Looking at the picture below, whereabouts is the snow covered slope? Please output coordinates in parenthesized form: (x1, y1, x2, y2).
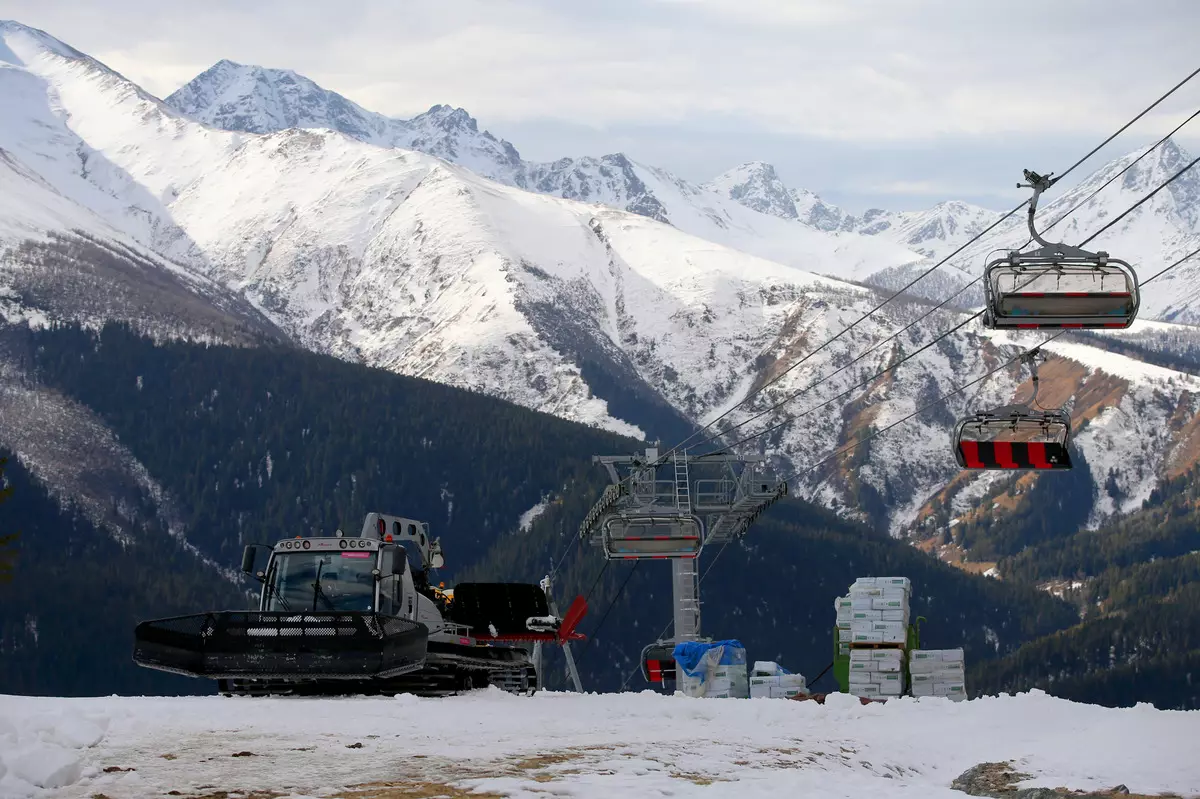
(166, 59, 524, 183)
(164, 58, 926, 286)
(4, 19, 1200, 540)
(951, 139, 1200, 324)
(707, 162, 1002, 264)
(2, 689, 1198, 798)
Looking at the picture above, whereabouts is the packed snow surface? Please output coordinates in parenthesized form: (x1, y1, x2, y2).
(1, 689, 1197, 798)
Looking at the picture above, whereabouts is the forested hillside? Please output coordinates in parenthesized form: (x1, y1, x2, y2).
(0, 323, 1077, 696)
(969, 463, 1200, 709)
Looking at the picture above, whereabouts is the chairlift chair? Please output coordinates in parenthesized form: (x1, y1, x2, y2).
(601, 515, 703, 560)
(640, 640, 678, 686)
(952, 348, 1074, 471)
(982, 170, 1140, 330)
(953, 405, 1073, 470)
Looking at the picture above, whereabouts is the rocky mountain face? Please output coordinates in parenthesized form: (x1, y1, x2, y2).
(1, 18, 1199, 556)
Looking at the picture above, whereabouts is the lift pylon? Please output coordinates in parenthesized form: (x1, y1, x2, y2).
(578, 446, 786, 688)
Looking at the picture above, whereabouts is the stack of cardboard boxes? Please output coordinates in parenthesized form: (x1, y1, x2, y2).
(834, 577, 911, 645)
(749, 661, 807, 699)
(835, 577, 912, 699)
(909, 649, 967, 701)
(846, 648, 905, 697)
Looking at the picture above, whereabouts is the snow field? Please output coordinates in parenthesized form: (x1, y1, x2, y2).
(1, 688, 1197, 799)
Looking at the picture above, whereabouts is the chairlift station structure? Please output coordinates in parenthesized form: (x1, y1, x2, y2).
(579, 447, 786, 663)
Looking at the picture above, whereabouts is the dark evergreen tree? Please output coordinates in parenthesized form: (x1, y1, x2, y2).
(0, 456, 16, 584)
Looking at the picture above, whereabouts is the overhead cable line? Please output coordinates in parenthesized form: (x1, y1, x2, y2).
(709, 153, 1200, 455)
(553, 67, 1200, 586)
(629, 64, 1200, 470)
(613, 207, 1200, 694)
(783, 243, 1200, 487)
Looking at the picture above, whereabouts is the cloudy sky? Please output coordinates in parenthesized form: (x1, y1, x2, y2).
(3, 0, 1199, 212)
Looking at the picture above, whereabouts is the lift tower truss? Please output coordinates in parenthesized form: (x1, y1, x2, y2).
(578, 448, 787, 648)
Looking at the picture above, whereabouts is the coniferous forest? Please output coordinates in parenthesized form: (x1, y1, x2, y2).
(0, 322, 1195, 708)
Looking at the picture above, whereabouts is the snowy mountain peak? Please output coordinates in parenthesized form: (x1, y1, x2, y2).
(165, 59, 389, 141)
(0, 19, 87, 63)
(705, 162, 799, 220)
(166, 61, 524, 180)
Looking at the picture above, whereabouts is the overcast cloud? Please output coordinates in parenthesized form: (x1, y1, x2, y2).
(2, 0, 1199, 212)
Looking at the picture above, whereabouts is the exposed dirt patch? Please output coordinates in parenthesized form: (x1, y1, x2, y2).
(1165, 390, 1200, 479)
(337, 782, 506, 799)
(951, 761, 1189, 798)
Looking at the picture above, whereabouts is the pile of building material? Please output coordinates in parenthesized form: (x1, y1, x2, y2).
(835, 576, 911, 645)
(749, 660, 807, 699)
(909, 648, 967, 701)
(834, 576, 913, 699)
(846, 648, 904, 697)
(673, 640, 749, 699)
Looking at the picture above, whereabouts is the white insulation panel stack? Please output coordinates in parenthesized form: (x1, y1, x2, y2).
(847, 649, 905, 697)
(835, 577, 911, 645)
(909, 649, 967, 701)
(750, 661, 807, 699)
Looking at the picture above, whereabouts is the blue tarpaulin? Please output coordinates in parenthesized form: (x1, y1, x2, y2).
(672, 639, 746, 681)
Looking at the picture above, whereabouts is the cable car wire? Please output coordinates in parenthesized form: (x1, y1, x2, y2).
(613, 220, 1200, 694)
(681, 111, 1200, 456)
(787, 243, 1200, 485)
(553, 73, 1200, 587)
(707, 154, 1200, 456)
(577, 560, 640, 661)
(626, 64, 1200, 471)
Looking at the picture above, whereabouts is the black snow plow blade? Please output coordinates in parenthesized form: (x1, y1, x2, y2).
(447, 582, 551, 636)
(132, 611, 428, 681)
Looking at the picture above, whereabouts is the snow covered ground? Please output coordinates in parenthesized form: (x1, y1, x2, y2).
(1, 689, 1197, 798)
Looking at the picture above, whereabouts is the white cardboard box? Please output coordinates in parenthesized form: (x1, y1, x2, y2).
(871, 597, 906, 611)
(871, 621, 906, 633)
(848, 660, 878, 672)
(770, 685, 806, 699)
(851, 631, 884, 644)
(849, 684, 882, 696)
(875, 681, 903, 696)
(852, 610, 884, 621)
(848, 671, 875, 685)
(872, 672, 903, 685)
(881, 609, 909, 622)
(934, 682, 967, 697)
(874, 659, 901, 673)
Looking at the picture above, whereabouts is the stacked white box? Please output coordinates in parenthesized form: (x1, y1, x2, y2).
(846, 648, 905, 697)
(837, 577, 914, 698)
(836, 577, 912, 648)
(908, 649, 967, 701)
(749, 672, 808, 699)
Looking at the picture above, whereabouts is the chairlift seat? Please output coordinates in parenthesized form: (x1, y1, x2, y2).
(953, 405, 1073, 470)
(640, 641, 678, 684)
(983, 246, 1139, 330)
(601, 515, 702, 560)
